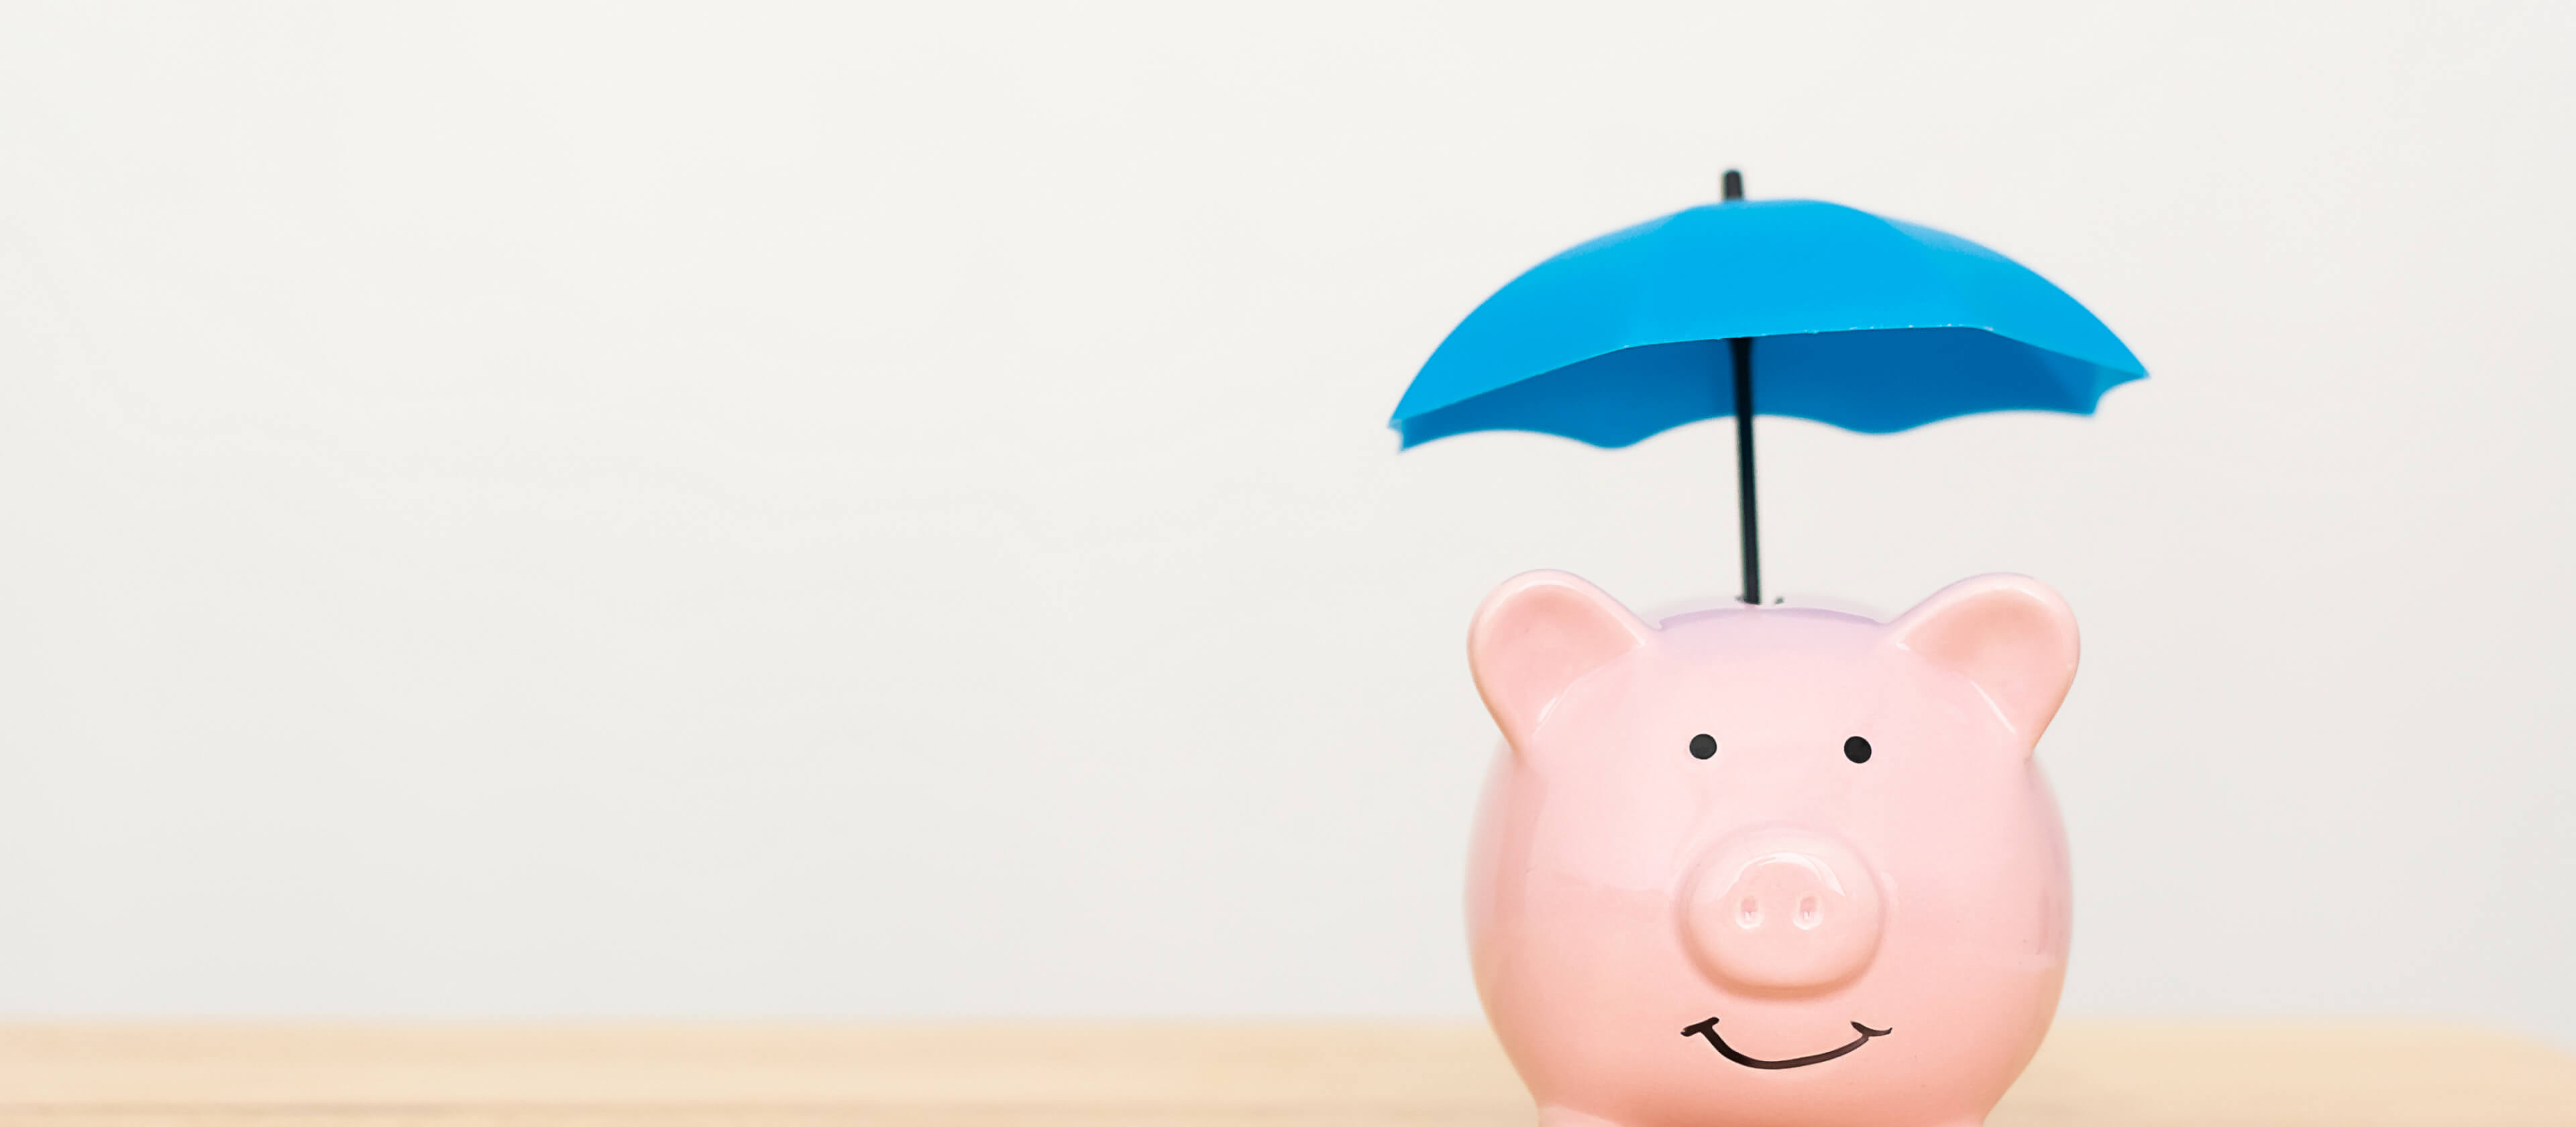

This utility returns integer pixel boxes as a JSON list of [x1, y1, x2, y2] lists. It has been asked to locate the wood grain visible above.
[[0, 1021, 2565, 1125]]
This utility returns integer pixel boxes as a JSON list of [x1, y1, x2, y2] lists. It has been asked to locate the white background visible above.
[[1, 3, 2569, 1043]]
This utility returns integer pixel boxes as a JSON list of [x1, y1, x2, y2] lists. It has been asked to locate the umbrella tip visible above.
[[1722, 169, 1743, 201]]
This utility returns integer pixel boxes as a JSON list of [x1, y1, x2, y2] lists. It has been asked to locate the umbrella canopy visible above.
[[1391, 174, 2143, 602]]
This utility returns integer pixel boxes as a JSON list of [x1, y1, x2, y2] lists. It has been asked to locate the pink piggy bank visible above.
[[1464, 571, 2080, 1127]]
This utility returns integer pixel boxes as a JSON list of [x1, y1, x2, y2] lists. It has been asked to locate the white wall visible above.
[[1, 2, 2569, 1042]]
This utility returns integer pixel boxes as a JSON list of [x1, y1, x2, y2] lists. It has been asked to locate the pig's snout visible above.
[[1681, 832, 1884, 993]]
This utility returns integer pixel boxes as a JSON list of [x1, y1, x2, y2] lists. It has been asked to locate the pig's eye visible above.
[[1688, 733, 1717, 760], [1843, 736, 1872, 763]]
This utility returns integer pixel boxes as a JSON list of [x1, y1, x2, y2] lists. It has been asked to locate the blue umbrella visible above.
[[1391, 172, 2144, 604]]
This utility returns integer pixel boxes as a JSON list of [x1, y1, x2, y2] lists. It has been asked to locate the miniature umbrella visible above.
[[1391, 172, 2145, 604]]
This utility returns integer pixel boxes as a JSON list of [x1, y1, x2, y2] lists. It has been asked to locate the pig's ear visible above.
[[1468, 571, 1654, 745], [1886, 574, 2080, 745]]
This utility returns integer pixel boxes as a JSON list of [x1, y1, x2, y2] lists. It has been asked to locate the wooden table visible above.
[[0, 1022, 2567, 1124]]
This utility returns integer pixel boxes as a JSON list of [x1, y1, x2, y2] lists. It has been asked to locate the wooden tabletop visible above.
[[0, 1021, 2567, 1125]]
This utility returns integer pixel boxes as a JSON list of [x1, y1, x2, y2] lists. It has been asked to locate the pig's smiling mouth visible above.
[[1679, 1018, 1891, 1069]]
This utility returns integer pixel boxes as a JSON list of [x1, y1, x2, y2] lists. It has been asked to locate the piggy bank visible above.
[[1464, 571, 2080, 1127]]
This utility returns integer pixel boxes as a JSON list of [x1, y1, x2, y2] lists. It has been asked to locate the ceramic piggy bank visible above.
[[1464, 571, 2080, 1127]]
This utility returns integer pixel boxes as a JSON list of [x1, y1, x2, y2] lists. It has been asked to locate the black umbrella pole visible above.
[[1731, 335, 1760, 605]]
